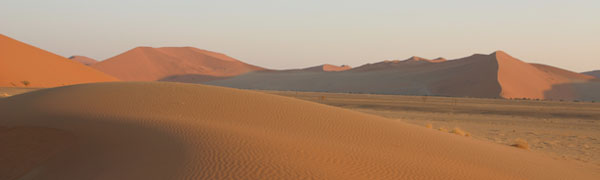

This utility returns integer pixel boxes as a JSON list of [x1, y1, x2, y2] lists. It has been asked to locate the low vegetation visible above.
[[21, 80, 30, 87], [512, 138, 530, 150]]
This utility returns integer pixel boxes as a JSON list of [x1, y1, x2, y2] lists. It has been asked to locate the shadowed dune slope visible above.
[[207, 53, 503, 98], [0, 34, 119, 87], [281, 64, 352, 73], [306, 64, 352, 72], [583, 70, 600, 78], [1, 82, 597, 179], [207, 51, 598, 100], [68, 56, 98, 66], [91, 47, 264, 81]]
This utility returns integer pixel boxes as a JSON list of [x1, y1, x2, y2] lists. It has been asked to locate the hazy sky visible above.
[[1, 0, 599, 72]]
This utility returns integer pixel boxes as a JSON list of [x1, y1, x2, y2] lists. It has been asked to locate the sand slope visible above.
[[91, 47, 264, 81], [0, 82, 597, 179], [304, 64, 352, 72], [207, 51, 598, 100], [583, 70, 600, 78], [0, 34, 118, 87], [207, 53, 503, 98], [68, 56, 98, 65]]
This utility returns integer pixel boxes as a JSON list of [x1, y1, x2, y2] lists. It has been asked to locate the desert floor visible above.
[[265, 90, 600, 169]]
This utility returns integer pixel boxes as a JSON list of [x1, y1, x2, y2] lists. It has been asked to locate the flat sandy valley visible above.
[[265, 90, 600, 169]]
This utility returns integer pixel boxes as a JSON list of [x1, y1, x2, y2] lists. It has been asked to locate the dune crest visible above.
[[583, 70, 600, 78], [68, 56, 98, 65], [0, 34, 118, 87], [294, 64, 352, 72], [1, 82, 597, 179], [91, 47, 264, 81]]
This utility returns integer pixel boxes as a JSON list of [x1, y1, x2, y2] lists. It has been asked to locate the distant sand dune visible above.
[[91, 47, 264, 81], [0, 34, 118, 87], [207, 51, 597, 101], [1, 82, 597, 179], [583, 70, 600, 78], [68, 56, 98, 66]]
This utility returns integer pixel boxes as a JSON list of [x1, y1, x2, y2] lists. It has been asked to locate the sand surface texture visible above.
[[1, 82, 597, 179]]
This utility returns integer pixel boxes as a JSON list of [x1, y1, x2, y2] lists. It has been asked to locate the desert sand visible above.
[[91, 47, 264, 81], [206, 51, 598, 101], [268, 90, 600, 169], [0, 34, 119, 87], [0, 82, 598, 179], [68, 55, 98, 65]]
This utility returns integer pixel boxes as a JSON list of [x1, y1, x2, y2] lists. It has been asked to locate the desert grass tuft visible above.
[[450, 128, 467, 136], [438, 127, 448, 133], [425, 123, 433, 129], [511, 138, 530, 150]]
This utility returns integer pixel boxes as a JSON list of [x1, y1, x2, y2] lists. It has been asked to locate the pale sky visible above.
[[1, 0, 599, 72]]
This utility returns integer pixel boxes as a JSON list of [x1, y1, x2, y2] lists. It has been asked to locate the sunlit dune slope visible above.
[[0, 34, 118, 87], [91, 47, 264, 81]]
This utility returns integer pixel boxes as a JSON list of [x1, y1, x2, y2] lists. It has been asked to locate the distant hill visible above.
[[0, 34, 118, 87], [91, 47, 265, 81], [69, 55, 98, 65], [583, 70, 600, 78], [206, 51, 599, 101]]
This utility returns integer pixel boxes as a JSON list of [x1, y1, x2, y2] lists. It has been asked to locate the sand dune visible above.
[[68, 56, 98, 65], [0, 82, 597, 179], [207, 51, 598, 101], [351, 56, 446, 72], [91, 47, 264, 81], [583, 70, 600, 78], [304, 64, 352, 72], [0, 34, 118, 87]]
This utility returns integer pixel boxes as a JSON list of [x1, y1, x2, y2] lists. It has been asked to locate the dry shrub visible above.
[[425, 123, 433, 129], [512, 138, 529, 150], [450, 128, 467, 136], [438, 127, 448, 133]]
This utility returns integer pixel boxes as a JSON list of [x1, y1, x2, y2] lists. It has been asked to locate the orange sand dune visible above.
[[68, 55, 98, 65], [0, 82, 597, 179], [91, 47, 264, 81], [0, 34, 118, 87], [495, 51, 594, 99]]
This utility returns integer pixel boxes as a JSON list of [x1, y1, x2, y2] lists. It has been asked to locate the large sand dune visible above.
[[68, 55, 98, 66], [0, 34, 118, 87], [207, 51, 598, 101], [91, 47, 264, 81], [0, 82, 597, 179]]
